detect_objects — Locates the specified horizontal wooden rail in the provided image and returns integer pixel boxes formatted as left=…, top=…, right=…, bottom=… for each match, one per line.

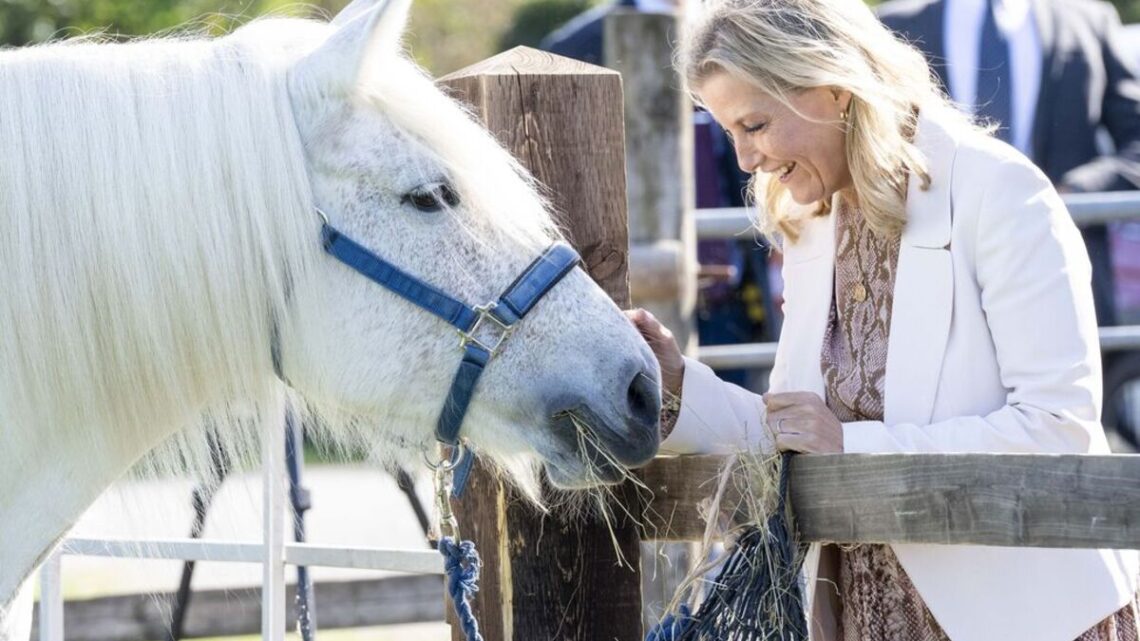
left=637, top=453, right=1140, bottom=549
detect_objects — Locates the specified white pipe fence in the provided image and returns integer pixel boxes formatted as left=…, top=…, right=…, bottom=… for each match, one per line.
left=694, top=191, right=1140, bottom=368
left=57, top=538, right=443, bottom=573
left=38, top=416, right=444, bottom=641
left=695, top=191, right=1140, bottom=240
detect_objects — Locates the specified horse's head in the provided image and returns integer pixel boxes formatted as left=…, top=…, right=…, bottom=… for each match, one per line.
left=281, top=0, right=660, bottom=489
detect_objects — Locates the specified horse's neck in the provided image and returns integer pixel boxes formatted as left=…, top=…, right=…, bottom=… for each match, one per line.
left=0, top=578, right=34, bottom=641
left=0, top=389, right=289, bottom=604
left=0, top=402, right=201, bottom=601
left=0, top=438, right=124, bottom=603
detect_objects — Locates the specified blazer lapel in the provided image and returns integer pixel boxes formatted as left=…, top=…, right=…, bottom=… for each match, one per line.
left=775, top=211, right=835, bottom=398
left=884, top=112, right=958, bottom=427
left=1030, top=0, right=1057, bottom=163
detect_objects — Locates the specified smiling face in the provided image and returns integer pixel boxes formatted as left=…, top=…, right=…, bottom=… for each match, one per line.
left=698, top=70, right=853, bottom=206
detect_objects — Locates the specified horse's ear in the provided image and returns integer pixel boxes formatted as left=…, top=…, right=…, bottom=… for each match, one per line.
left=294, top=0, right=412, bottom=93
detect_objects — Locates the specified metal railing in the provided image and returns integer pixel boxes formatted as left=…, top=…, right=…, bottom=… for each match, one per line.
left=694, top=191, right=1140, bottom=368
left=37, top=420, right=443, bottom=641
left=695, top=191, right=1140, bottom=240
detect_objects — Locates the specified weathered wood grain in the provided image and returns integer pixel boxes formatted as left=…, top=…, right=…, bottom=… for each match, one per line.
left=637, top=454, right=1140, bottom=549
left=636, top=456, right=739, bottom=541
left=439, top=47, right=630, bottom=307
left=790, top=453, right=1140, bottom=548
left=440, top=47, right=643, bottom=641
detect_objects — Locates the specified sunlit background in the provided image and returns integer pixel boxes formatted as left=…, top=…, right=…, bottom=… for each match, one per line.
left=0, top=0, right=610, bottom=76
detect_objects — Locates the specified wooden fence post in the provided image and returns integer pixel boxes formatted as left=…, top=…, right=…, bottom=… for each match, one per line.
left=604, top=9, right=697, bottom=354
left=438, top=47, right=643, bottom=641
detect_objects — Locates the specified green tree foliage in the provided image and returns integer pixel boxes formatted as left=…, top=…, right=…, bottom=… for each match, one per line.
left=403, top=0, right=601, bottom=74
left=498, top=0, right=595, bottom=51
left=0, top=0, right=610, bottom=76
left=0, top=0, right=311, bottom=46
left=1113, top=0, right=1140, bottom=24
left=3, top=0, right=1137, bottom=74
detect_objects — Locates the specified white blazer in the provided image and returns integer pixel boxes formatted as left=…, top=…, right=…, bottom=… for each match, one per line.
left=661, top=107, right=1139, bottom=641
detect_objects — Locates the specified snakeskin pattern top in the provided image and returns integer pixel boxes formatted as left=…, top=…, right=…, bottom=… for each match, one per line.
left=821, top=200, right=900, bottom=425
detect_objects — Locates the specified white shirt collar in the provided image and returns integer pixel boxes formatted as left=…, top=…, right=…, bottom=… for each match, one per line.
left=635, top=0, right=678, bottom=13
left=952, top=0, right=1032, bottom=31
left=994, top=0, right=1033, bottom=32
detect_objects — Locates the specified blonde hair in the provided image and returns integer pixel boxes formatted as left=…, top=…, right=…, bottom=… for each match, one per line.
left=679, top=0, right=973, bottom=240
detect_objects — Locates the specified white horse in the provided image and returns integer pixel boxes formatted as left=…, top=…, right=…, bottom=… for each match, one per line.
left=0, top=0, right=662, bottom=636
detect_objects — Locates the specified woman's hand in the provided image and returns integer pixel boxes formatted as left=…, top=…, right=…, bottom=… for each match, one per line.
left=764, top=392, right=844, bottom=453
left=625, top=308, right=684, bottom=396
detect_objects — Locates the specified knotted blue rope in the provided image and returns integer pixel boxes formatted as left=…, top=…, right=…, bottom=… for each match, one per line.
left=439, top=536, right=484, bottom=641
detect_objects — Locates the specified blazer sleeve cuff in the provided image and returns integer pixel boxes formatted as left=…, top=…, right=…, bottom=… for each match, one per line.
left=660, top=357, right=771, bottom=455
left=842, top=420, right=892, bottom=453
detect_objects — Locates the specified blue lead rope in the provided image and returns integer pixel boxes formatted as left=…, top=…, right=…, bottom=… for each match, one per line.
left=440, top=536, right=484, bottom=641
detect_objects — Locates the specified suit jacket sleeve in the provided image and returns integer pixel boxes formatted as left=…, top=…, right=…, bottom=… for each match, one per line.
left=1058, top=2, right=1140, bottom=193
left=659, top=357, right=775, bottom=455
left=845, top=156, right=1106, bottom=454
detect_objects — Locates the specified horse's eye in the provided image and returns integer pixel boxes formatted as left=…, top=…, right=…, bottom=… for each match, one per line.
left=402, top=182, right=460, bottom=213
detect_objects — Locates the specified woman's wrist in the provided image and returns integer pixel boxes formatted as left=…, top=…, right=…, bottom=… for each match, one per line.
left=660, top=380, right=684, bottom=440
left=664, top=358, right=685, bottom=398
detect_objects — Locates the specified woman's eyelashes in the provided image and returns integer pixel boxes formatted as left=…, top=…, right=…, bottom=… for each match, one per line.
left=724, top=121, right=767, bottom=143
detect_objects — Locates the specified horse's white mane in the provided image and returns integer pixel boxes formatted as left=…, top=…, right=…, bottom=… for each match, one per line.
left=0, top=15, right=558, bottom=483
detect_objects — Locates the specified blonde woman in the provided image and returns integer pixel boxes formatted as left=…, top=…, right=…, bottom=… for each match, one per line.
left=629, top=0, right=1140, bottom=639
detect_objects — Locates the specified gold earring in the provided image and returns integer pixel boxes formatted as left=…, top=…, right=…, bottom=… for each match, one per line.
left=840, top=107, right=849, bottom=122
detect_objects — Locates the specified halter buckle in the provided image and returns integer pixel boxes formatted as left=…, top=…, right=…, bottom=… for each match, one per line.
left=457, top=303, right=514, bottom=357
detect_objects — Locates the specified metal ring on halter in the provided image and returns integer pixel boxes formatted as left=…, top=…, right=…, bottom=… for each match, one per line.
left=423, top=441, right=466, bottom=472
left=315, top=207, right=330, bottom=226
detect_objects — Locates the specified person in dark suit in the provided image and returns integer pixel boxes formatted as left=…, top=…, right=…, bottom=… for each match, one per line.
left=539, top=0, right=638, bottom=65
left=877, top=0, right=1140, bottom=327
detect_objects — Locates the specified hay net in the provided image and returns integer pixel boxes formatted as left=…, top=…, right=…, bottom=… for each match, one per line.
left=649, top=451, right=809, bottom=641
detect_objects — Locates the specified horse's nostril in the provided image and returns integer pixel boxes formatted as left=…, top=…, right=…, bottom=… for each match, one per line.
left=627, top=369, right=662, bottom=428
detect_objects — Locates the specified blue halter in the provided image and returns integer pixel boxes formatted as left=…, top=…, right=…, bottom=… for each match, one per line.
left=319, top=219, right=581, bottom=498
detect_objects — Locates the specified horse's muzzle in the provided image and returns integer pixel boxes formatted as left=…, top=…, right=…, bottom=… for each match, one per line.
left=543, top=363, right=661, bottom=487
